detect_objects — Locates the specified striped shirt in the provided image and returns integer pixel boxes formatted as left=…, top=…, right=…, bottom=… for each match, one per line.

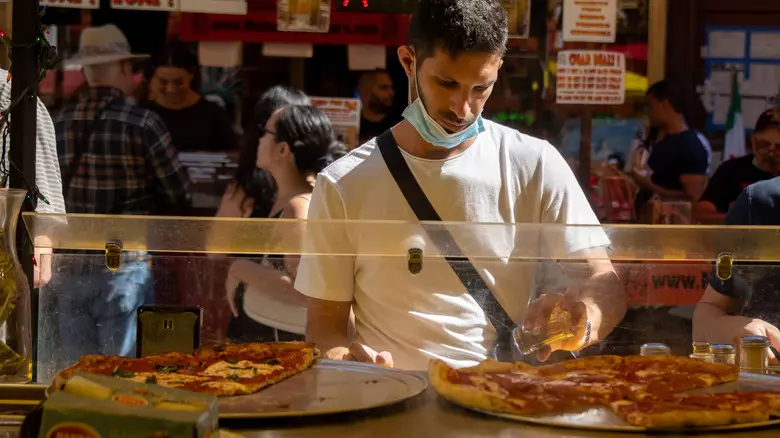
left=54, top=86, right=191, bottom=215
left=0, top=70, right=66, bottom=214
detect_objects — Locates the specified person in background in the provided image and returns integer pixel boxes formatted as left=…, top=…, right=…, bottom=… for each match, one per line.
left=295, top=0, right=625, bottom=370
left=632, top=81, right=709, bottom=205
left=217, top=86, right=310, bottom=220
left=144, top=42, right=238, bottom=153
left=693, top=176, right=780, bottom=361
left=696, top=109, right=780, bottom=224
left=0, top=68, right=67, bottom=289
left=357, top=69, right=399, bottom=144
left=224, top=105, right=347, bottom=343
left=51, top=25, right=191, bottom=369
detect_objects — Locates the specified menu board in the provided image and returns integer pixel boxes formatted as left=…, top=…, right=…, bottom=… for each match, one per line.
left=556, top=50, right=625, bottom=105
left=562, top=0, right=617, bottom=43
left=39, top=0, right=100, bottom=8
left=110, top=0, right=179, bottom=11
left=311, top=97, right=361, bottom=150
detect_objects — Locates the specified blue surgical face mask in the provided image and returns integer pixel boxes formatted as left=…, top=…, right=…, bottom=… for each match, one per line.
left=402, top=62, right=485, bottom=149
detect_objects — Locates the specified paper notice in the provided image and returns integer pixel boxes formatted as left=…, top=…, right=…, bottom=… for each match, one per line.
left=311, top=97, right=361, bottom=149
left=179, top=0, right=247, bottom=15
left=708, top=30, right=747, bottom=58
left=556, top=50, right=625, bottom=105
left=40, top=0, right=100, bottom=8
left=562, top=0, right=617, bottom=43
left=750, top=32, right=780, bottom=60
left=348, top=45, right=387, bottom=71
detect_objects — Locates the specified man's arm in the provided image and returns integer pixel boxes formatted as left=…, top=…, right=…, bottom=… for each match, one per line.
left=143, top=113, right=192, bottom=212
left=695, top=166, right=730, bottom=224
left=294, top=175, right=356, bottom=351
left=527, top=141, right=627, bottom=357
left=34, top=97, right=66, bottom=214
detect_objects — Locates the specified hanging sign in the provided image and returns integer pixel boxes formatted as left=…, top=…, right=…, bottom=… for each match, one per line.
left=562, top=0, right=617, bottom=43
left=111, top=0, right=179, bottom=11
left=179, top=0, right=247, bottom=15
left=556, top=50, right=625, bottom=105
left=39, top=0, right=100, bottom=9
left=276, top=0, right=331, bottom=33
left=180, top=11, right=410, bottom=46
left=311, top=97, right=361, bottom=149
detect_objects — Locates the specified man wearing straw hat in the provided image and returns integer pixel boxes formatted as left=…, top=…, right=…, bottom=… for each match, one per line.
left=49, top=25, right=190, bottom=371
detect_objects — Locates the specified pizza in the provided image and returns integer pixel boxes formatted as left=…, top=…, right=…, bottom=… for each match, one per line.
left=429, top=355, right=780, bottom=429
left=53, top=342, right=318, bottom=397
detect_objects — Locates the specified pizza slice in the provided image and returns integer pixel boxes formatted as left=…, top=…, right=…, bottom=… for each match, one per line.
left=428, top=359, right=624, bottom=416
left=621, top=356, right=739, bottom=399
left=611, top=392, right=771, bottom=429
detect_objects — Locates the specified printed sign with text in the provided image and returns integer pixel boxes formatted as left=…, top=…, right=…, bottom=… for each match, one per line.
left=111, top=0, right=179, bottom=11
left=562, top=0, right=617, bottom=43
left=556, top=50, right=625, bottom=105
left=311, top=97, right=361, bottom=150
left=40, top=0, right=100, bottom=9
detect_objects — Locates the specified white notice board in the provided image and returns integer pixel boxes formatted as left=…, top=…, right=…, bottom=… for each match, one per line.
left=556, top=50, right=625, bottom=105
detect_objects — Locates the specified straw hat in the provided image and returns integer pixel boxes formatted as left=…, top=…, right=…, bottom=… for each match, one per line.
left=66, top=24, right=149, bottom=67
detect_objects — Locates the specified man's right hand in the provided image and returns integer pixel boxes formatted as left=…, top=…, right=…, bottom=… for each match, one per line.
left=738, top=318, right=780, bottom=362
left=324, top=343, right=394, bottom=367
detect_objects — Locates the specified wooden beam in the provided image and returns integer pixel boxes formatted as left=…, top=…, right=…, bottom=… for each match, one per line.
left=648, top=0, right=668, bottom=85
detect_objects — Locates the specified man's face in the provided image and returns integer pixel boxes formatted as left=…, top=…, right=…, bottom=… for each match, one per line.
left=400, top=46, right=502, bottom=134
left=645, top=94, right=668, bottom=128
left=152, top=66, right=193, bottom=106
left=752, top=127, right=780, bottom=171
left=370, top=73, right=395, bottom=110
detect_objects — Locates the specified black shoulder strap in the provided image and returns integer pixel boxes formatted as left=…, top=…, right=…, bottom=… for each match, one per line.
left=64, top=98, right=115, bottom=195
left=376, top=131, right=516, bottom=359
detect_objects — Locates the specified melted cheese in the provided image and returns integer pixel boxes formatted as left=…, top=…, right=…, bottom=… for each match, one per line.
left=127, top=372, right=208, bottom=388
left=203, top=360, right=284, bottom=379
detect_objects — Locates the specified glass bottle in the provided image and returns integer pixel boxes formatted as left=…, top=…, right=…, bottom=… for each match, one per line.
left=711, top=344, right=736, bottom=365
left=0, top=189, right=32, bottom=383
left=739, top=336, right=769, bottom=374
left=690, top=341, right=713, bottom=362
left=640, top=343, right=671, bottom=356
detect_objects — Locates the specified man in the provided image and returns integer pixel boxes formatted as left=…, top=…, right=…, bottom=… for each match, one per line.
left=633, top=81, right=709, bottom=205
left=50, top=25, right=191, bottom=370
left=357, top=69, right=398, bottom=143
left=294, top=0, right=626, bottom=370
left=693, top=176, right=780, bottom=360
left=696, top=109, right=780, bottom=224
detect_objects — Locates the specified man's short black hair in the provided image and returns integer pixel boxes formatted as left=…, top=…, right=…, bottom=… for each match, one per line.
left=407, top=0, right=508, bottom=61
left=646, top=80, right=685, bottom=114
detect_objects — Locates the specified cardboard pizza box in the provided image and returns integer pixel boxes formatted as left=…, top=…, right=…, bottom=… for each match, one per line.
left=37, top=373, right=219, bottom=438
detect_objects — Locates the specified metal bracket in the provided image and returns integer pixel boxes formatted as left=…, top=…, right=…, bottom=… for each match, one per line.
left=407, top=248, right=423, bottom=275
left=716, top=252, right=734, bottom=281
left=105, top=240, right=123, bottom=271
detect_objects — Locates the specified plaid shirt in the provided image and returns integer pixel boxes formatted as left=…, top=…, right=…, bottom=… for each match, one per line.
left=54, top=87, right=191, bottom=214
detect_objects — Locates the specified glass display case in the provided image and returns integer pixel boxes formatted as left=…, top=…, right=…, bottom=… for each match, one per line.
left=23, top=213, right=780, bottom=380
left=14, top=213, right=780, bottom=435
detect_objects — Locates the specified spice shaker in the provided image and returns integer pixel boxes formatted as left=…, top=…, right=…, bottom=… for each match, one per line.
left=739, top=335, right=769, bottom=373
left=640, top=343, right=671, bottom=356
left=689, top=341, right=713, bottom=362
left=711, top=344, right=736, bottom=365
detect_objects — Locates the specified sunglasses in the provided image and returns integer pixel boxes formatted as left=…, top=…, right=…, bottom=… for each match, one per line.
left=258, top=125, right=277, bottom=137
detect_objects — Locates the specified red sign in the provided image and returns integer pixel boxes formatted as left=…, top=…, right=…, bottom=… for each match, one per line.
left=180, top=11, right=410, bottom=46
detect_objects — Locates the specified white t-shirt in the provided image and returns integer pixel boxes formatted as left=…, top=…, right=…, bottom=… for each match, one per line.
left=295, top=120, right=609, bottom=370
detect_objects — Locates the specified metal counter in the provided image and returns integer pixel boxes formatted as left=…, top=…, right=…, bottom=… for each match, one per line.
left=225, top=386, right=780, bottom=438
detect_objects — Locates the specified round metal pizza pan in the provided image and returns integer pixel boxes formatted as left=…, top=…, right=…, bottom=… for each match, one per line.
left=218, top=359, right=428, bottom=419
left=446, top=372, right=780, bottom=433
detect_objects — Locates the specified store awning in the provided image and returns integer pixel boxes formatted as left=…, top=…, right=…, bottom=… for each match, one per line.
left=548, top=61, right=648, bottom=94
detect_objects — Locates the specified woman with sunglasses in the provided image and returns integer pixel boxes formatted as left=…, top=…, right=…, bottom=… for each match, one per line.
left=224, top=104, right=347, bottom=343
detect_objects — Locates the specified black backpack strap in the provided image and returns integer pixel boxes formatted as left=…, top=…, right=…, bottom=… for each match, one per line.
left=376, top=131, right=516, bottom=360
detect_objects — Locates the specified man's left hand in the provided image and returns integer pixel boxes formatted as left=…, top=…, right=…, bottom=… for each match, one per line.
left=522, top=291, right=589, bottom=362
